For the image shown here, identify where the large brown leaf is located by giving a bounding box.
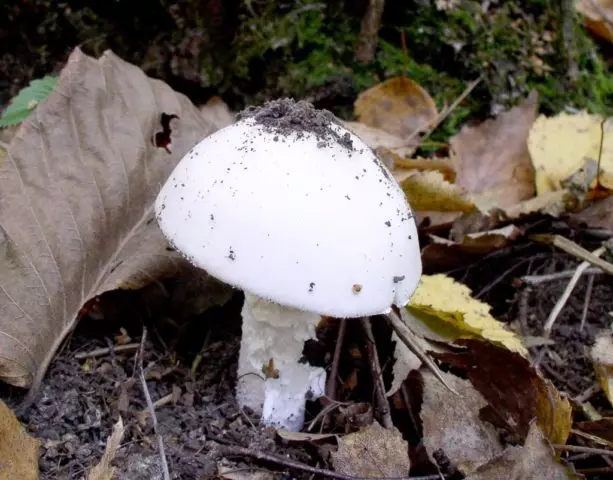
[0,48,216,392]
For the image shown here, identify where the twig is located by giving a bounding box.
[543,246,606,334]
[386,310,458,395]
[530,235,613,276]
[360,317,393,429]
[560,0,578,79]
[580,273,595,331]
[326,318,347,402]
[216,444,442,480]
[403,74,483,148]
[138,329,170,480]
[552,444,613,457]
[520,268,603,285]
[75,343,140,359]
[137,392,174,424]
[573,383,600,404]
[355,0,386,63]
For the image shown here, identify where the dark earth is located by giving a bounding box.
[1,217,610,479]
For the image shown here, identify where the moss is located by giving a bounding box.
[4,0,613,138]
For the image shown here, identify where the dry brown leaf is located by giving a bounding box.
[354,76,438,146]
[590,332,613,408]
[0,399,39,480]
[342,121,414,157]
[576,0,613,43]
[450,91,538,210]
[330,421,410,477]
[199,96,235,130]
[432,339,572,446]
[0,48,217,390]
[87,416,125,480]
[376,147,456,182]
[421,369,504,475]
[570,195,613,230]
[465,423,577,480]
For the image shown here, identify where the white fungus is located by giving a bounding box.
[155,99,421,431]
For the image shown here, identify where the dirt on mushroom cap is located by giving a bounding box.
[239,98,355,152]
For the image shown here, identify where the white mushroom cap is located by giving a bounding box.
[155,99,421,317]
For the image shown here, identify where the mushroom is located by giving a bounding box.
[154,99,422,431]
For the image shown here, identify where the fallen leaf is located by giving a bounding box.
[407,274,528,356]
[576,0,613,43]
[570,195,613,230]
[394,170,476,213]
[331,421,410,477]
[590,331,613,408]
[218,459,274,480]
[421,370,504,475]
[528,111,613,194]
[465,423,577,480]
[87,416,125,480]
[432,339,573,446]
[0,399,39,480]
[343,121,414,157]
[354,76,438,147]
[199,96,235,130]
[450,91,538,210]
[276,429,337,443]
[0,48,217,390]
[377,148,456,182]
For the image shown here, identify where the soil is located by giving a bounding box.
[1,222,608,479]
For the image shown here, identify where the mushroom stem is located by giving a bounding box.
[236,293,327,431]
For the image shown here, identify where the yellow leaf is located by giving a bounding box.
[590,332,613,408]
[528,111,613,194]
[354,77,438,146]
[395,170,476,213]
[408,274,528,356]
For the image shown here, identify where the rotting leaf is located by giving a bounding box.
[450,91,538,211]
[421,370,504,475]
[464,423,577,480]
[590,331,613,408]
[576,0,613,44]
[354,76,438,148]
[0,399,39,480]
[330,421,410,478]
[432,339,572,446]
[0,48,218,391]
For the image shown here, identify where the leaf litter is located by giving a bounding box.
[1,47,613,479]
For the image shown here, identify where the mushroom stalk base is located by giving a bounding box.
[236,293,326,431]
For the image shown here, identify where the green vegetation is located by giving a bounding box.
[3,0,613,137]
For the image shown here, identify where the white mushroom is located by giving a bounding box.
[154,99,421,431]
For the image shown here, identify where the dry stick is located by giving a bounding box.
[355,0,386,63]
[402,74,484,149]
[542,245,606,335]
[138,328,170,480]
[74,343,140,359]
[580,273,595,331]
[360,317,394,429]
[520,268,603,286]
[217,444,442,480]
[326,318,347,403]
[530,234,613,276]
[552,444,613,457]
[386,310,458,395]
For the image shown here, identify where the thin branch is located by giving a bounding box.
[216,444,442,480]
[530,234,613,276]
[355,0,386,63]
[386,310,457,395]
[360,317,393,428]
[552,444,613,456]
[75,343,139,359]
[520,268,603,285]
[138,328,170,480]
[580,273,595,331]
[543,246,606,334]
